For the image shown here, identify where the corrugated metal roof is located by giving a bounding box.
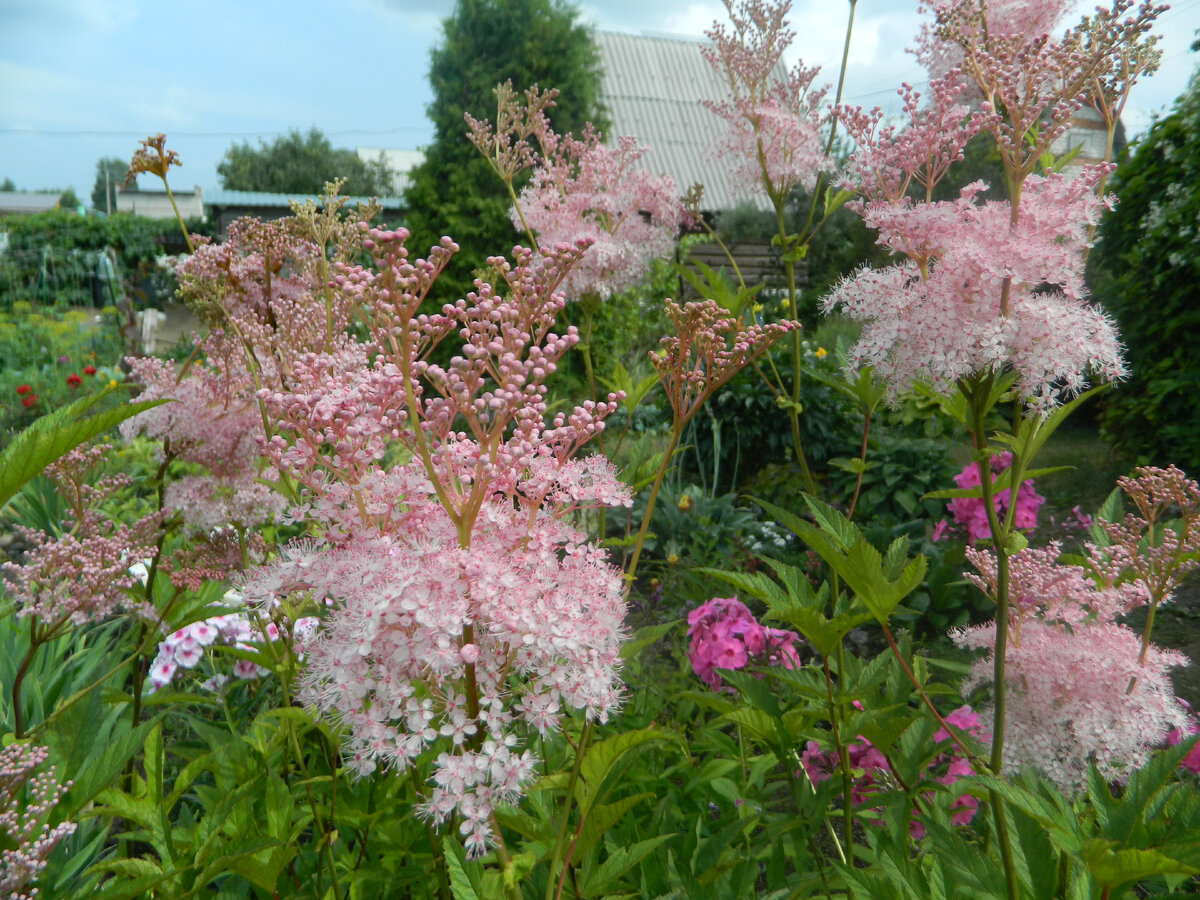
[596,31,776,213]
[0,191,64,214]
[204,188,404,209]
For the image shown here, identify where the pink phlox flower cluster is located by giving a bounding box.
[1163,704,1200,775]
[686,596,802,690]
[0,742,76,900]
[652,299,796,427]
[701,1,831,201]
[147,590,314,691]
[839,74,988,204]
[800,704,986,837]
[955,544,1187,790]
[946,451,1045,543]
[516,128,688,299]
[823,171,1126,407]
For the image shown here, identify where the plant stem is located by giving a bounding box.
[965,376,1020,900]
[546,720,592,900]
[625,426,680,588]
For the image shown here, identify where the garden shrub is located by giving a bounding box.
[1091,67,1200,470]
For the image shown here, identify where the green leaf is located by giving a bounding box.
[619,620,681,661]
[580,834,674,896]
[1082,840,1199,888]
[443,835,481,900]
[577,728,679,817]
[573,792,655,858]
[0,387,168,510]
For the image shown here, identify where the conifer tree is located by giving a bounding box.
[403,0,607,294]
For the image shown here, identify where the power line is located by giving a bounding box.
[0,125,433,138]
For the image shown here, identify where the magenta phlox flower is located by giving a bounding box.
[955,544,1187,790]
[516,129,688,299]
[946,451,1045,542]
[687,595,802,690]
[1164,707,1200,775]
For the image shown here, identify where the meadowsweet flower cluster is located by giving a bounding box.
[686,596,802,690]
[238,229,632,856]
[652,299,796,427]
[701,0,831,201]
[1,445,161,627]
[1094,464,1200,603]
[516,128,687,299]
[955,543,1188,790]
[946,451,1044,542]
[825,0,1165,408]
[0,743,76,900]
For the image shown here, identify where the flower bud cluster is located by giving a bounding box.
[0,742,76,899]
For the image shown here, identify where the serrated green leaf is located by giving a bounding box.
[0,388,168,510]
[443,835,481,900]
[619,620,681,660]
[1082,840,1199,888]
[578,729,678,817]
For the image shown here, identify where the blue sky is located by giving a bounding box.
[1,0,1197,200]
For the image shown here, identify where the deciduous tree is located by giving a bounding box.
[216,127,395,197]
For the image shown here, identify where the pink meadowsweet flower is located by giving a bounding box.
[1,445,162,627]
[239,235,633,857]
[955,544,1188,791]
[516,128,688,299]
[701,0,832,202]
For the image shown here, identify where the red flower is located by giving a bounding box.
[66,374,82,388]
[16,384,32,395]
[21,395,37,408]
[83,365,97,375]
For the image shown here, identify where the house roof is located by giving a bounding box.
[0,191,63,215]
[596,31,773,213]
[203,188,405,209]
